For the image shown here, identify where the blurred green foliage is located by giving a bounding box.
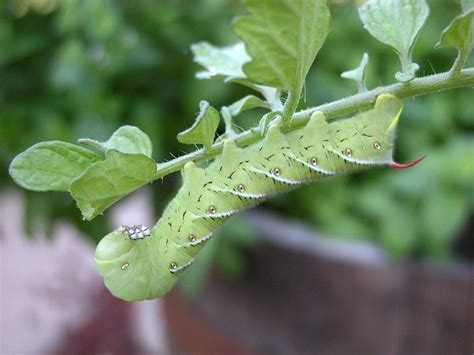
[0,0,472,261]
[276,1,474,259]
[0,0,246,239]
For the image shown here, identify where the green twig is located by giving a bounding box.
[154,68,474,180]
[449,50,469,77]
[281,89,301,126]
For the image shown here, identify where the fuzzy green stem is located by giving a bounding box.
[356,80,367,94]
[400,52,411,74]
[450,49,470,77]
[154,68,474,180]
[281,89,301,126]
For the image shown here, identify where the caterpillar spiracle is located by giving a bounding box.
[95,94,424,301]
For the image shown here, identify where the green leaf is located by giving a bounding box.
[9,141,101,192]
[223,77,282,107]
[177,100,220,151]
[70,150,156,220]
[79,125,153,158]
[359,0,429,83]
[256,86,283,111]
[220,106,235,138]
[191,41,250,80]
[436,9,473,74]
[462,0,474,13]
[191,41,283,107]
[258,111,281,137]
[341,52,369,92]
[394,62,420,82]
[233,0,331,90]
[227,95,271,116]
[190,40,283,110]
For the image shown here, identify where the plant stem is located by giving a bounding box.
[281,89,301,126]
[449,50,469,77]
[356,80,367,94]
[154,68,474,180]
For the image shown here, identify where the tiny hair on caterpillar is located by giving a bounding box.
[95,94,424,301]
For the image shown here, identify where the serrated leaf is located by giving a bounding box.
[191,41,250,80]
[227,95,271,116]
[79,125,152,158]
[436,9,473,72]
[462,0,474,12]
[359,0,429,83]
[224,79,283,111]
[177,100,220,150]
[341,52,369,92]
[191,41,283,109]
[9,141,101,192]
[233,0,331,91]
[70,150,156,220]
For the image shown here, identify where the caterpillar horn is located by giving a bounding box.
[390,156,426,169]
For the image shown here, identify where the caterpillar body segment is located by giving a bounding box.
[95,94,422,301]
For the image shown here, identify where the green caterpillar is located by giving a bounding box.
[95,94,423,301]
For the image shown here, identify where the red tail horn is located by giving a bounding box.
[390,156,426,169]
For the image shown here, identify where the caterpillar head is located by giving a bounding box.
[95,225,172,301]
[329,94,424,168]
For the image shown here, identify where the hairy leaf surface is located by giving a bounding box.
[359,0,429,82]
[191,41,250,80]
[79,125,153,158]
[233,0,330,90]
[191,41,282,110]
[227,95,271,116]
[436,9,474,68]
[9,141,101,192]
[177,100,220,151]
[70,150,156,220]
[462,0,474,12]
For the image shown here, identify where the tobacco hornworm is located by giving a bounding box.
[95,94,423,301]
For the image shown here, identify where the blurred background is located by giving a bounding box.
[0,0,472,354]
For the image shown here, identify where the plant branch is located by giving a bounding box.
[449,50,469,77]
[154,68,474,180]
[281,89,301,126]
